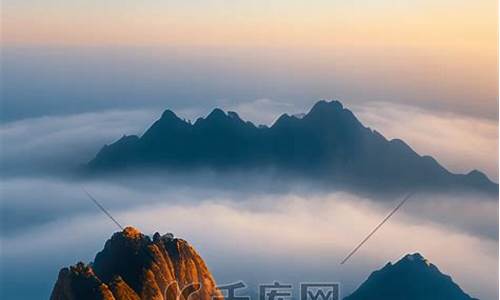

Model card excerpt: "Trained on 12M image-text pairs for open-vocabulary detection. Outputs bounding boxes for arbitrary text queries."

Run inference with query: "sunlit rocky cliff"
[50,227,222,300]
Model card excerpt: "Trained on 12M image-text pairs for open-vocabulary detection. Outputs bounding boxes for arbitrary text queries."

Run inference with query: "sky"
[3,1,497,51]
[0,1,498,299]
[1,0,498,121]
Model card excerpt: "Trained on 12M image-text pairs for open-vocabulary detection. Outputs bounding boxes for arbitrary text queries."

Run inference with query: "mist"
[0,99,497,180]
[0,101,497,300]
[2,46,497,123]
[1,179,497,299]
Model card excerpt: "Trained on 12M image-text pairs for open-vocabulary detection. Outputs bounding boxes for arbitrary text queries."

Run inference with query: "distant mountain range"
[345,253,478,300]
[50,227,222,300]
[87,100,497,195]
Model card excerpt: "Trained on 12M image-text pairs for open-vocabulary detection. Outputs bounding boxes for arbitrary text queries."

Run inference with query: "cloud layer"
[1,100,497,180]
[1,185,497,299]
[353,102,499,181]
[0,101,497,300]
[0,109,157,175]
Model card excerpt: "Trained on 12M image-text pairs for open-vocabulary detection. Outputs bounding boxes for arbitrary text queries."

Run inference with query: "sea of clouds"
[0,101,497,299]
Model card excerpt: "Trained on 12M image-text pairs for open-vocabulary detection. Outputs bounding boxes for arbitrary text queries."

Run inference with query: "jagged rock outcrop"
[50,227,223,300]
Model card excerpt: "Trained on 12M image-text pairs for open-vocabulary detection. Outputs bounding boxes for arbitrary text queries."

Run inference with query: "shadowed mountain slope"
[344,253,478,300]
[87,100,497,195]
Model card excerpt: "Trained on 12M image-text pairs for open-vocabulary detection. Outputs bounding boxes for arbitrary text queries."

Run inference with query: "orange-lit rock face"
[122,226,143,240]
[50,228,223,300]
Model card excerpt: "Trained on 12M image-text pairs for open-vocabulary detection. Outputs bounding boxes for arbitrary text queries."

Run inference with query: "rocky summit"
[344,253,478,300]
[50,227,222,300]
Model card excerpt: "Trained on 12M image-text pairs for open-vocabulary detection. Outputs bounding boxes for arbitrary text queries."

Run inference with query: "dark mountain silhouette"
[344,253,478,300]
[87,100,497,195]
[50,227,222,300]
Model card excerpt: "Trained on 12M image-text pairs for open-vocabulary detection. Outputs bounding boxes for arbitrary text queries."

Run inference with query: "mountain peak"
[50,227,222,300]
[467,169,491,182]
[400,252,432,267]
[121,226,143,240]
[308,100,344,115]
[86,99,498,195]
[312,99,343,110]
[345,253,477,300]
[271,113,292,126]
[160,109,179,120]
[206,108,227,120]
[304,100,364,132]
[195,108,251,129]
[402,252,425,261]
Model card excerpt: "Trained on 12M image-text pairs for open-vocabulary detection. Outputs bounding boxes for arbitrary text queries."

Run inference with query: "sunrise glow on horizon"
[1,2,499,300]
[2,0,496,52]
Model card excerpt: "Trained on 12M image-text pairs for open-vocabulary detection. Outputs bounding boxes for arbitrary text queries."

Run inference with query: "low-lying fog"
[0,101,497,299]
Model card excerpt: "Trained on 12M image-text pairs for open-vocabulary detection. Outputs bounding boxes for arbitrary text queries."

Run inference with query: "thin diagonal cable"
[340,192,414,265]
[82,188,160,264]
[83,188,124,230]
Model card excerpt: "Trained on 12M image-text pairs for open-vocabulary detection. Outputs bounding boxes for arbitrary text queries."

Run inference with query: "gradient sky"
[2,0,498,119]
[1,0,498,179]
[3,0,497,49]
[0,2,498,299]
